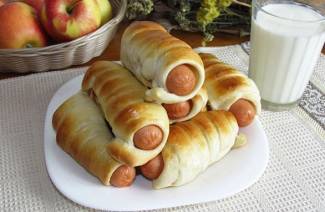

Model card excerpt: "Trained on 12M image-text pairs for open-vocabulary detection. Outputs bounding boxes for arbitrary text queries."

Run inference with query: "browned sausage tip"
[162,100,192,120]
[133,125,163,150]
[110,165,136,187]
[229,99,256,127]
[140,154,164,180]
[166,64,196,96]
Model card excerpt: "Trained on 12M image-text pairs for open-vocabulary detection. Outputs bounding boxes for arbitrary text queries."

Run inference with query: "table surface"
[1,43,324,212]
[1,21,324,212]
[1,21,323,80]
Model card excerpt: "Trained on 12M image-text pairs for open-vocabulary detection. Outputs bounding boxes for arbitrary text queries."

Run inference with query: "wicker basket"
[0,0,127,73]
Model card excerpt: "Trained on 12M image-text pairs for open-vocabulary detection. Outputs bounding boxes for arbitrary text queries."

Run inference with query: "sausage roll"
[121,21,205,104]
[52,92,135,187]
[163,87,208,124]
[145,111,243,189]
[82,61,170,167]
[200,53,261,127]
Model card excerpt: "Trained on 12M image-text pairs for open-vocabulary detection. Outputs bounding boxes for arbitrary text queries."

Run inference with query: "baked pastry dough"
[199,53,261,114]
[52,92,122,186]
[169,87,208,124]
[82,61,169,166]
[153,110,241,189]
[120,21,205,103]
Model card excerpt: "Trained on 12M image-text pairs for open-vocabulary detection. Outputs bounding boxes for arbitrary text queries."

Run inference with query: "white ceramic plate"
[44,74,269,211]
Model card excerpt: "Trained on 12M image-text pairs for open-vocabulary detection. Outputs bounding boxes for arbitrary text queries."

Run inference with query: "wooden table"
[0,21,324,80]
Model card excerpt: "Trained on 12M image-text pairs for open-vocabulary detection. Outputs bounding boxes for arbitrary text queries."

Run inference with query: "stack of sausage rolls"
[52,21,261,189]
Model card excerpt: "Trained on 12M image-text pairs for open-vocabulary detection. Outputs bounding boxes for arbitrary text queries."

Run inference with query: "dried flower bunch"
[126,0,251,44]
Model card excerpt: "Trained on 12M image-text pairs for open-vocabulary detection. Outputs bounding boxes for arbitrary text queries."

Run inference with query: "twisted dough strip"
[52,92,134,186]
[153,111,240,189]
[121,21,205,104]
[82,61,169,167]
[200,53,261,115]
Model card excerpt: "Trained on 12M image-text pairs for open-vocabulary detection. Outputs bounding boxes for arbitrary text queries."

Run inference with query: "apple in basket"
[41,0,102,42]
[21,0,44,14]
[0,2,47,48]
[95,0,112,25]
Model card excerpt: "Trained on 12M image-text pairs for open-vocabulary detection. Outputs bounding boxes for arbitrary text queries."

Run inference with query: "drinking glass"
[249,0,325,111]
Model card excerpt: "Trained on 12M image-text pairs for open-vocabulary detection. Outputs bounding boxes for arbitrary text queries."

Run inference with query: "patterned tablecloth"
[0,44,324,212]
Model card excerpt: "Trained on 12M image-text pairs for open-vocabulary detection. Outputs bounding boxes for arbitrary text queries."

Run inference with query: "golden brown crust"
[105,142,138,166]
[199,53,261,114]
[124,21,167,37]
[52,92,122,186]
[82,61,169,166]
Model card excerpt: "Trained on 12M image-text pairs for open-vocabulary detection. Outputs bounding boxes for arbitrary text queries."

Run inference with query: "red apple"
[21,0,44,14]
[0,2,47,48]
[41,0,101,42]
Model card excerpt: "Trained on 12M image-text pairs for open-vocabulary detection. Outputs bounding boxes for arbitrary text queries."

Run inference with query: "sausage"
[110,165,136,187]
[229,99,256,127]
[133,125,163,150]
[162,100,192,119]
[139,154,164,180]
[166,64,196,96]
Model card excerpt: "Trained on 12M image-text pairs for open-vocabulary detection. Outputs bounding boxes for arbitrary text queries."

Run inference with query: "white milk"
[249,3,325,105]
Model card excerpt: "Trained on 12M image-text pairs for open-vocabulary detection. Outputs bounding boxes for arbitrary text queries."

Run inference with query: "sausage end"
[229,99,256,127]
[133,125,163,150]
[110,165,136,187]
[162,100,192,120]
[140,154,164,180]
[166,64,197,96]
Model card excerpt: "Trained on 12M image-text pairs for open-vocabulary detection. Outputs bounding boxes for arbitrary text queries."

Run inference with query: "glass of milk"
[249,0,325,111]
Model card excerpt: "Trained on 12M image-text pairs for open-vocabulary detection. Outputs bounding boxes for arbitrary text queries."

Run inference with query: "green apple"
[41,0,101,42]
[95,0,112,25]
[0,2,47,48]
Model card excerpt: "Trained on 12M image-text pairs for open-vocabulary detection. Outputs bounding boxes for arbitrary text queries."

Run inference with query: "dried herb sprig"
[126,0,154,19]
